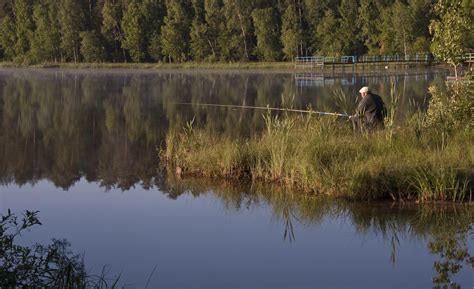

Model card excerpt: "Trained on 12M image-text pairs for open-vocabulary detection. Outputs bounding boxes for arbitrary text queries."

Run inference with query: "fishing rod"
[172,102,350,118]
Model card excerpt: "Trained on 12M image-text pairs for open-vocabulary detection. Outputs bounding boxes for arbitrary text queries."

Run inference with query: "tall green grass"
[161,82,473,202]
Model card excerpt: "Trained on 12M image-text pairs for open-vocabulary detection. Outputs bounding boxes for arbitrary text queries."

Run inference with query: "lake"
[0,68,472,288]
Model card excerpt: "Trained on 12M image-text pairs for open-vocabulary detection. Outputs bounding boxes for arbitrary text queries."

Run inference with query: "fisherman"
[350,86,386,132]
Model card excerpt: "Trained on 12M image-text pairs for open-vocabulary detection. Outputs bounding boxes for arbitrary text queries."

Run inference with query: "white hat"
[359,86,369,93]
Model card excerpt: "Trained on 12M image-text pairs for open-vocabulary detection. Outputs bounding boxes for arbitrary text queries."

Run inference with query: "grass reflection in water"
[161,174,474,288]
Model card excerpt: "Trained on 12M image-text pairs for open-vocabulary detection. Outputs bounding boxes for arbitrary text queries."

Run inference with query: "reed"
[160,82,473,202]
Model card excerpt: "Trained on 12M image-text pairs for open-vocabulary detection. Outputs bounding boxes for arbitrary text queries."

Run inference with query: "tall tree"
[429,0,470,79]
[316,9,341,56]
[30,1,61,62]
[252,7,281,61]
[189,0,210,60]
[13,0,34,59]
[80,30,106,62]
[408,0,433,53]
[220,0,255,61]
[204,0,223,60]
[141,0,166,61]
[160,0,191,62]
[281,0,304,60]
[357,0,382,54]
[379,1,416,56]
[122,0,145,62]
[302,0,332,54]
[0,16,16,59]
[101,0,126,62]
[59,0,85,62]
[338,0,363,55]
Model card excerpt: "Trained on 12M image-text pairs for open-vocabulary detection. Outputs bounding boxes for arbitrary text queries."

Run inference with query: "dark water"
[0,68,472,288]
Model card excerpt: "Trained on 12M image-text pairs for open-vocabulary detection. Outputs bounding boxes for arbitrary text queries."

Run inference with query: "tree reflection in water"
[0,69,439,190]
[1,69,466,287]
[161,172,473,288]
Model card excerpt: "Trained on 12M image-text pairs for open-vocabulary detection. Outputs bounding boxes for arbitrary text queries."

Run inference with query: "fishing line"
[171,102,349,117]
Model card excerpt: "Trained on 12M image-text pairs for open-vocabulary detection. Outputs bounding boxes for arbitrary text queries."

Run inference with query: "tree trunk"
[237,12,249,61]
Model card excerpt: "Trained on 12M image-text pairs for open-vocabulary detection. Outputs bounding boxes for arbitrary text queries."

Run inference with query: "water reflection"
[0,69,447,190]
[160,173,473,288]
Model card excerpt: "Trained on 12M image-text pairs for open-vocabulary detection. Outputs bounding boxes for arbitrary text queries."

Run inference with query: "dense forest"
[0,0,472,63]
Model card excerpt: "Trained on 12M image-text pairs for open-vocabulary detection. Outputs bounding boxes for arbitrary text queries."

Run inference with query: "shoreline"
[0,61,450,72]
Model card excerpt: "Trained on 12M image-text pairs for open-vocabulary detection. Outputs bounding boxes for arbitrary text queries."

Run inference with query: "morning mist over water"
[1,68,472,289]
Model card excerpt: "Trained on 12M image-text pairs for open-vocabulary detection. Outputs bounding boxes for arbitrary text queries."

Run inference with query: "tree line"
[0,0,472,64]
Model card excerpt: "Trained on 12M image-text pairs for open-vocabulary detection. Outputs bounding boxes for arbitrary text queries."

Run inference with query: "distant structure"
[294,53,436,70]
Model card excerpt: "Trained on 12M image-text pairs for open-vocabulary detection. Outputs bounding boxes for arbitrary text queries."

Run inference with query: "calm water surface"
[0,68,472,288]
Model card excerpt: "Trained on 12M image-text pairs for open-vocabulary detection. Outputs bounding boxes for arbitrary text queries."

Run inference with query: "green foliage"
[0,210,84,287]
[162,88,473,202]
[0,16,16,60]
[0,210,123,288]
[316,9,341,56]
[251,7,281,61]
[59,0,85,62]
[101,0,125,62]
[429,0,470,78]
[338,0,364,55]
[30,2,61,63]
[0,0,468,63]
[220,0,255,61]
[160,0,191,62]
[423,81,473,149]
[80,31,106,63]
[189,0,207,61]
[281,2,304,60]
[204,0,223,60]
[357,0,383,54]
[13,0,34,61]
[121,0,145,62]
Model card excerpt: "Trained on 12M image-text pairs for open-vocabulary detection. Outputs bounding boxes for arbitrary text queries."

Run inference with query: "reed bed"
[161,82,473,202]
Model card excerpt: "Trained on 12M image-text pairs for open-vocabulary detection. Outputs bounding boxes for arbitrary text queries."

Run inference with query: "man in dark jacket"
[350,86,386,132]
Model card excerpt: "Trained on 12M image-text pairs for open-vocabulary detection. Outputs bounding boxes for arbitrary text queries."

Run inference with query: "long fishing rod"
[172,102,350,117]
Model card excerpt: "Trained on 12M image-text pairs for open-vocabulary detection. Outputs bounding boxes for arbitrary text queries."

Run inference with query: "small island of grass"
[161,81,473,202]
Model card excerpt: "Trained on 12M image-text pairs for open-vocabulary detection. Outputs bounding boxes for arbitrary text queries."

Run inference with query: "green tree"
[316,9,341,56]
[409,0,433,53]
[122,0,145,62]
[13,0,34,60]
[189,0,210,60]
[302,0,331,54]
[160,0,191,62]
[0,16,16,60]
[379,1,415,56]
[281,1,304,60]
[101,0,125,62]
[429,0,470,79]
[461,0,474,50]
[251,7,281,61]
[80,30,106,62]
[205,0,224,60]
[141,0,166,61]
[59,0,85,62]
[338,0,363,55]
[30,1,61,62]
[357,0,382,54]
[220,0,255,61]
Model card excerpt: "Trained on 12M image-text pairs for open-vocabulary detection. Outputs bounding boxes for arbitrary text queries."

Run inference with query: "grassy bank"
[0,61,293,70]
[0,61,445,71]
[161,82,473,202]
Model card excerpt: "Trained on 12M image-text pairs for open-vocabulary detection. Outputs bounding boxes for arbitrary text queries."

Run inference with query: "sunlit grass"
[161,81,473,202]
[161,112,473,202]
